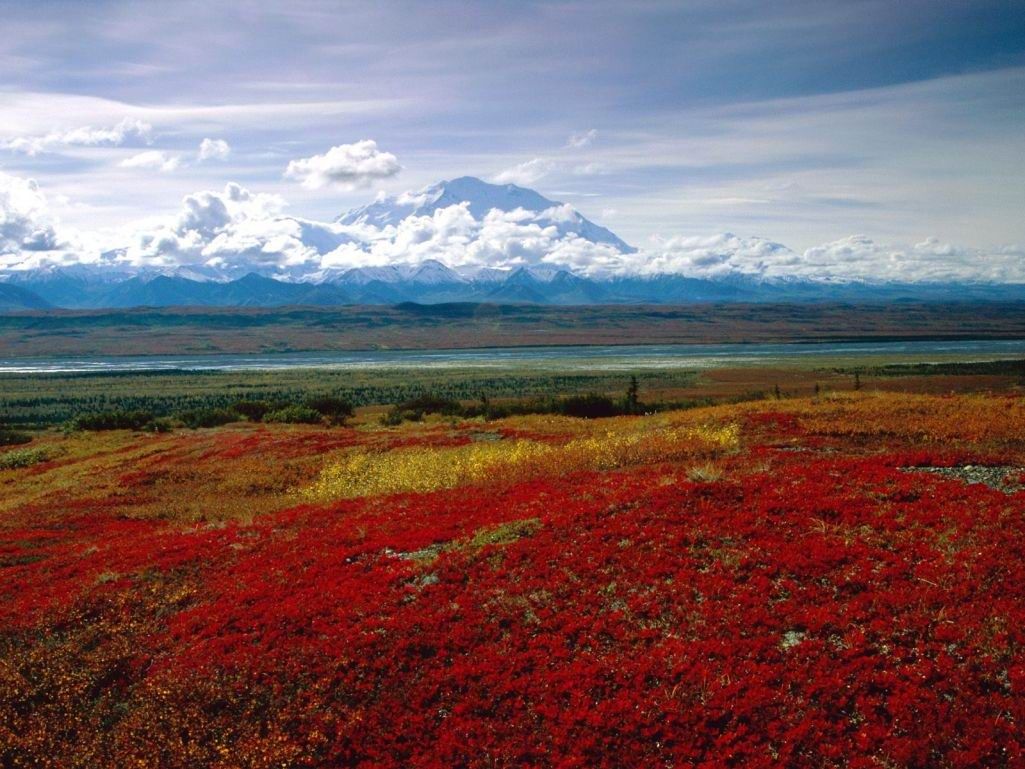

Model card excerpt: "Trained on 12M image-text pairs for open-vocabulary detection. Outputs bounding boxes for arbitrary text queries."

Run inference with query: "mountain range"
[1,176,1023,310]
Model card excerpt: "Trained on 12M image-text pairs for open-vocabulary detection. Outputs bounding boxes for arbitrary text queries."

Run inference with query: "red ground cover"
[2,407,1025,767]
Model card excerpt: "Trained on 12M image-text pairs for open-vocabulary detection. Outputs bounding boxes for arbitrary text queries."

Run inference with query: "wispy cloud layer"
[0,0,1021,265]
[0,118,153,155]
[492,158,555,186]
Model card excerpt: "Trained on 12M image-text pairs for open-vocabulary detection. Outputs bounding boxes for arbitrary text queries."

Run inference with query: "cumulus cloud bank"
[0,172,63,256]
[1,172,1023,285]
[1,118,153,155]
[285,140,401,190]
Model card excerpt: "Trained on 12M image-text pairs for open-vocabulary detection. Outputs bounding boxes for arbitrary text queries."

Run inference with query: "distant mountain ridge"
[0,282,51,312]
[2,176,1024,310]
[4,263,1025,310]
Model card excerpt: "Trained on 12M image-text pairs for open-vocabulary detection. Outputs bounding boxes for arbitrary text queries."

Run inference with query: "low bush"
[144,417,175,433]
[0,428,33,446]
[263,405,323,424]
[557,394,620,419]
[178,408,240,429]
[231,400,276,422]
[381,394,464,425]
[69,410,155,431]
[305,396,355,424]
[0,446,53,470]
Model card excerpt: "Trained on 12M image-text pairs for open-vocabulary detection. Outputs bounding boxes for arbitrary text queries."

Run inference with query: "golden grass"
[300,422,740,501]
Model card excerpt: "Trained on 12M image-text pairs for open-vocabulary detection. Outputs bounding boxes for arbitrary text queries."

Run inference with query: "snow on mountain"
[404,259,467,285]
[337,176,635,254]
[7,174,1021,310]
[456,266,512,283]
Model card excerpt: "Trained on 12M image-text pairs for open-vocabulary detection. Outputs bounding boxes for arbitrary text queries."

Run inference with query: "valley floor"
[2,391,1025,766]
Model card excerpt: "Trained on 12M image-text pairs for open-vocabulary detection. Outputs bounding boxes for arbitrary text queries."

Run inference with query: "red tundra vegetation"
[2,392,1025,767]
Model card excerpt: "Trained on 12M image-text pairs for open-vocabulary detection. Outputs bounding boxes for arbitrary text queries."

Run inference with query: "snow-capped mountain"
[2,176,1024,310]
[330,260,467,287]
[337,176,635,253]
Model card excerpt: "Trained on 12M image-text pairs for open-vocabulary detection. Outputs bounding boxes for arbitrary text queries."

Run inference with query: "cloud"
[572,162,608,176]
[798,235,1025,283]
[0,172,63,257]
[1,118,153,155]
[3,175,1025,286]
[119,150,182,172]
[636,233,1025,283]
[641,233,800,279]
[566,129,598,148]
[284,140,401,190]
[125,183,307,270]
[320,202,630,277]
[197,138,231,161]
[492,158,555,186]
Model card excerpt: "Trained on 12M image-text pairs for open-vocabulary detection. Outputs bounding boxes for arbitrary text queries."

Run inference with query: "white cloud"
[119,150,182,172]
[1,118,153,155]
[798,235,1025,283]
[197,138,231,161]
[3,175,1025,286]
[0,172,63,257]
[567,129,598,148]
[492,158,555,186]
[640,233,800,279]
[633,232,1025,283]
[284,140,401,190]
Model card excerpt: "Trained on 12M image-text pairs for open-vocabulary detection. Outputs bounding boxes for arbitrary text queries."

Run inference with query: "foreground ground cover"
[2,392,1025,767]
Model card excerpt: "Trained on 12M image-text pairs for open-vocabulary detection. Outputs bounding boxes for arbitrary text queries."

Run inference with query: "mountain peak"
[336,176,635,253]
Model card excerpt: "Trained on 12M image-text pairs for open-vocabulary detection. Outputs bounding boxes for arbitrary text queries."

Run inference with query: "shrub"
[0,446,52,470]
[305,396,355,423]
[0,428,32,446]
[69,410,155,431]
[558,394,620,419]
[232,400,275,422]
[380,407,407,427]
[263,405,323,424]
[178,408,240,429]
[144,417,175,433]
[380,395,464,425]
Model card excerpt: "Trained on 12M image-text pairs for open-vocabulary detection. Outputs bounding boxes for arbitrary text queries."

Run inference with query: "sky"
[1,0,1024,281]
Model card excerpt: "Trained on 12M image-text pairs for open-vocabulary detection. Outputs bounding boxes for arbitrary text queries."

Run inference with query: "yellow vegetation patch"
[301,422,739,501]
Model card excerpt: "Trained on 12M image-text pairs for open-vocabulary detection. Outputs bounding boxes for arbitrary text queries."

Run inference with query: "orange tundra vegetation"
[2,391,1025,767]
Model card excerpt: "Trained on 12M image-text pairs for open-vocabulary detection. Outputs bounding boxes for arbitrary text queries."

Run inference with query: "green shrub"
[380,394,464,425]
[144,417,175,433]
[232,400,276,422]
[263,405,323,424]
[380,407,408,426]
[397,394,463,416]
[0,447,52,470]
[0,428,33,447]
[178,408,241,429]
[69,410,155,431]
[305,396,355,423]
